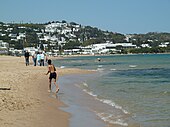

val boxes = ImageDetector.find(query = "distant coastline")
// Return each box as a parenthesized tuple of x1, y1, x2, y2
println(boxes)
(1, 21, 170, 56)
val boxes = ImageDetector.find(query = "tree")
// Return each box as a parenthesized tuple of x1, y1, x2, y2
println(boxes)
(25, 31, 39, 47)
(40, 43, 44, 50)
(14, 40, 23, 49)
(62, 20, 67, 23)
(82, 38, 105, 46)
(111, 33, 126, 43)
(46, 43, 52, 51)
(63, 41, 80, 49)
(58, 45, 63, 55)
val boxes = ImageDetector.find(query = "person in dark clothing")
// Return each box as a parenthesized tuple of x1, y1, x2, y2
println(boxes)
(24, 50, 30, 66)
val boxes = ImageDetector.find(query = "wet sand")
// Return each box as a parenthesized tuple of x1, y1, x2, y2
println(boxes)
(0, 56, 94, 127)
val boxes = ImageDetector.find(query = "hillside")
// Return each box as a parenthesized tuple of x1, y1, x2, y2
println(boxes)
(0, 21, 170, 54)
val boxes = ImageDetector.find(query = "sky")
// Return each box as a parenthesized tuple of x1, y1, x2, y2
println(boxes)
(1, 0, 170, 34)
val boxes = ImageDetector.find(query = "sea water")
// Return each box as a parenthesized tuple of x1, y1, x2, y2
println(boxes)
(54, 54, 170, 127)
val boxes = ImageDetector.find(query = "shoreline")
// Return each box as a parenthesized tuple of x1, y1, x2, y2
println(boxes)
(0, 55, 141, 127)
(47, 52, 170, 61)
(0, 56, 94, 127)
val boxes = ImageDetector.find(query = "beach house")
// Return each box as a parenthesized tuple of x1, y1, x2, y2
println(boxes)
(0, 40, 9, 54)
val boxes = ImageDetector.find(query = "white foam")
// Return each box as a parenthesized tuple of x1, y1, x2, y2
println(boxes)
(81, 84, 130, 126)
(81, 83, 129, 120)
(60, 66, 65, 68)
(164, 91, 168, 94)
(88, 69, 98, 72)
(83, 83, 129, 114)
(82, 86, 129, 115)
(110, 68, 117, 71)
(98, 65, 103, 68)
(129, 65, 137, 68)
(82, 82, 88, 87)
(83, 89, 97, 97)
(111, 119, 128, 126)
(97, 68, 104, 71)
(98, 99, 129, 114)
(97, 113, 128, 126)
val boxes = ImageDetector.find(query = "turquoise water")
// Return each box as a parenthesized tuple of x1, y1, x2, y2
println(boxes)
(54, 54, 170, 127)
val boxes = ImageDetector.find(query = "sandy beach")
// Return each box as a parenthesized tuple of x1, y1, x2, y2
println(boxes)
(0, 56, 94, 127)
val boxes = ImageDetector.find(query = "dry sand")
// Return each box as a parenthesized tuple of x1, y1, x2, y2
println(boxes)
(0, 56, 93, 127)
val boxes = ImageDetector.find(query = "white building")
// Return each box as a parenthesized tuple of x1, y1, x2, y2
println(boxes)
(106, 43, 136, 49)
(61, 27, 72, 34)
(8, 33, 17, 38)
(91, 43, 110, 54)
(159, 42, 169, 48)
(0, 40, 9, 54)
(141, 44, 151, 48)
(17, 33, 26, 40)
(24, 47, 38, 55)
(0, 40, 9, 49)
(79, 42, 137, 55)
(80, 45, 93, 55)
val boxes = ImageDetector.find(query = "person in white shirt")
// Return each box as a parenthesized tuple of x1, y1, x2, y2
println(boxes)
(32, 52, 37, 66)
(37, 52, 41, 66)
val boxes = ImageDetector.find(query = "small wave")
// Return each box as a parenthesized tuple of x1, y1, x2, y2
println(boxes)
(81, 82, 129, 120)
(110, 68, 117, 71)
(117, 89, 127, 93)
(98, 99, 129, 114)
(82, 83, 97, 97)
(88, 69, 98, 72)
(97, 113, 128, 126)
(163, 91, 168, 94)
(70, 60, 83, 63)
(162, 91, 170, 95)
(155, 91, 170, 96)
(60, 66, 65, 68)
(83, 89, 97, 97)
(82, 82, 88, 87)
(129, 65, 137, 68)
(97, 68, 104, 71)
(98, 65, 103, 68)
(112, 119, 128, 126)
(81, 83, 130, 126)
(81, 85, 129, 115)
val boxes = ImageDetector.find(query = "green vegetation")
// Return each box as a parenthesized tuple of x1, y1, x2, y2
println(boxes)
(63, 41, 80, 49)
(129, 32, 170, 46)
(129, 47, 170, 54)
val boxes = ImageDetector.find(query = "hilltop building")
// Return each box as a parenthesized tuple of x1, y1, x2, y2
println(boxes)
(0, 40, 9, 54)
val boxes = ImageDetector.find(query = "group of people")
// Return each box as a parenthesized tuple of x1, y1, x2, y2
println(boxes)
(24, 51, 48, 66)
(32, 51, 48, 66)
(24, 50, 59, 93)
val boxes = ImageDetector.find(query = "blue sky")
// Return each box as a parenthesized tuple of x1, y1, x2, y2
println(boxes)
(1, 0, 170, 34)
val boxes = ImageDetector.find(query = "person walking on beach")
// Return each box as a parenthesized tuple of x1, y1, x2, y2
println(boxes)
(46, 59, 59, 93)
(24, 50, 30, 66)
(45, 53, 49, 63)
(40, 52, 45, 66)
(32, 51, 37, 66)
(37, 52, 41, 66)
